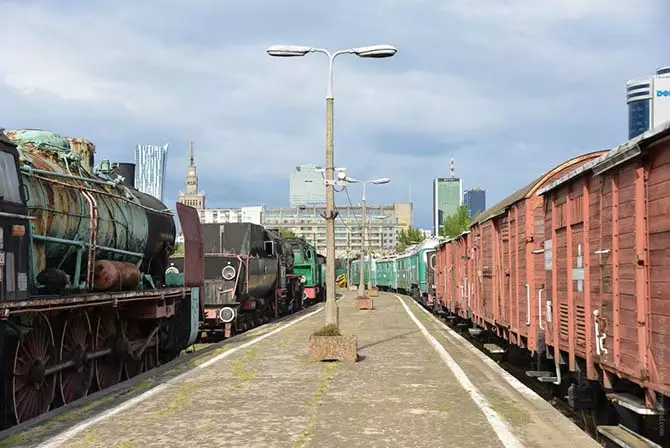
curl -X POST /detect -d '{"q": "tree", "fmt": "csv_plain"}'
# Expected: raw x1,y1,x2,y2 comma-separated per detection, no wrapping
440,205,471,238
278,227,304,241
173,243,184,256
395,226,425,253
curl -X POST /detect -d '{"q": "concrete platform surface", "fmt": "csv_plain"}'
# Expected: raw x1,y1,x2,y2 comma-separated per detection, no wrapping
30,292,599,448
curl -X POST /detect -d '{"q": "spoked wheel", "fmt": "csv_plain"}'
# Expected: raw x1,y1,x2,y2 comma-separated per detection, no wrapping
10,313,57,424
123,321,160,379
59,311,94,404
123,320,143,379
95,313,123,391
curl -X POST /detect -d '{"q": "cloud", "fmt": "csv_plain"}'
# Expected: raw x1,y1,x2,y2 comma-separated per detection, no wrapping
0,0,667,229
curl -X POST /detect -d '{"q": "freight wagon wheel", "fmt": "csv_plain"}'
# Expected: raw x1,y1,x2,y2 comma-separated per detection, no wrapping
10,313,57,424
94,314,123,390
59,311,94,404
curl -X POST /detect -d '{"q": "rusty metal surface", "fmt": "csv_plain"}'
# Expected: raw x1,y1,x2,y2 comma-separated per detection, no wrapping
5,129,175,289
93,260,141,291
0,286,188,312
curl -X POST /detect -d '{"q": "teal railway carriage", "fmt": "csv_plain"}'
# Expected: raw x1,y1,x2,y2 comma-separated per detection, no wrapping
375,257,397,290
285,238,325,302
351,237,443,305
349,257,377,288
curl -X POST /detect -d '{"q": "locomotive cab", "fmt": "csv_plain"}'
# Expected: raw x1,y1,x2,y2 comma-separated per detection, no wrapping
0,130,31,301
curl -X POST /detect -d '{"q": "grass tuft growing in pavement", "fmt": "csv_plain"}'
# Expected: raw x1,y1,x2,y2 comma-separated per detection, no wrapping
312,324,341,337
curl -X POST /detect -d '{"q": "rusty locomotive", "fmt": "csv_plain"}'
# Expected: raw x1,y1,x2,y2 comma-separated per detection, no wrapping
0,129,203,429
432,123,670,446
169,223,318,339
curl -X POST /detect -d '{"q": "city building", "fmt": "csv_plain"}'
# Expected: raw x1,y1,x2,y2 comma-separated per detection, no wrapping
464,188,486,218
263,202,413,258
418,228,432,238
432,159,462,236
198,206,263,225
289,163,326,206
135,143,168,201
177,140,205,210
627,66,670,139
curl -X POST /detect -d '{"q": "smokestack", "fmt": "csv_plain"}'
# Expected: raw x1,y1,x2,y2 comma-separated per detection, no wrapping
111,162,136,188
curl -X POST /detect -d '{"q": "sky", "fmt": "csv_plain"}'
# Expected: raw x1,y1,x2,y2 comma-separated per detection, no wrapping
1,0,668,230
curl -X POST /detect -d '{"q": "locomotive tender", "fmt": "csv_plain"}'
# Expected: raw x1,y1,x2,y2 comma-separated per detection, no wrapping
0,129,203,429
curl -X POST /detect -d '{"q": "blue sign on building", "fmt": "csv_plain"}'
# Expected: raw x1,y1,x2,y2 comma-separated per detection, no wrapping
657,90,670,97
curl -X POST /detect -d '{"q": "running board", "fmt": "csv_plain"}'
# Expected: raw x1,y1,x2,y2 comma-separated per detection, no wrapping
597,425,663,448
606,393,661,416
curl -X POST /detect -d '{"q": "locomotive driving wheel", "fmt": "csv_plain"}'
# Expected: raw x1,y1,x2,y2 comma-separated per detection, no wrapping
94,313,124,390
59,310,94,404
123,320,160,379
10,313,57,424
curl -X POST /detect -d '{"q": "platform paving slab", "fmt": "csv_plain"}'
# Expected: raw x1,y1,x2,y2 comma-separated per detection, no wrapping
35,291,598,448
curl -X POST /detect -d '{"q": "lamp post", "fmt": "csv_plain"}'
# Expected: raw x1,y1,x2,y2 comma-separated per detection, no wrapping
342,176,391,297
267,44,397,327
367,215,388,289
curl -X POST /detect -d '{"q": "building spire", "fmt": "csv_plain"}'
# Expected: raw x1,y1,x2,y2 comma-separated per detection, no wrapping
189,140,194,165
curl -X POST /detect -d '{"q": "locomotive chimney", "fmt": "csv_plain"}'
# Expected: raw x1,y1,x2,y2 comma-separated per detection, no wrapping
111,162,136,188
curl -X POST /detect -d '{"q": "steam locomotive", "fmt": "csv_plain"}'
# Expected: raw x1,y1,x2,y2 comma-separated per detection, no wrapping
0,129,202,429
169,223,326,339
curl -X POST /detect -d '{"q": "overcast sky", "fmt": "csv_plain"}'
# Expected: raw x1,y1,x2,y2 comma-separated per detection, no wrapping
1,0,668,229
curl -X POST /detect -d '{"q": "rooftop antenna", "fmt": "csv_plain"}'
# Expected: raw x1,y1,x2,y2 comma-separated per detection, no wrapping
450,158,455,178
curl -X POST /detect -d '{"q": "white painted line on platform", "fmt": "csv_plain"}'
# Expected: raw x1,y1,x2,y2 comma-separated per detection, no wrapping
396,295,523,448
38,298,338,448
408,298,542,402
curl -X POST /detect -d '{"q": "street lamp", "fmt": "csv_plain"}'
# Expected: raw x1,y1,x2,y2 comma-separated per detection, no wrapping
268,44,397,327
366,215,387,290
343,176,391,297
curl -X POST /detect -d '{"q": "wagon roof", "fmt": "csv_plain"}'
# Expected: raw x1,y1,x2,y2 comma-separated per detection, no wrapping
470,150,606,225
537,121,670,195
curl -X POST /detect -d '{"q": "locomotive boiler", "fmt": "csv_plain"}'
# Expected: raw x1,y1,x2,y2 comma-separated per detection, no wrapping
5,129,175,293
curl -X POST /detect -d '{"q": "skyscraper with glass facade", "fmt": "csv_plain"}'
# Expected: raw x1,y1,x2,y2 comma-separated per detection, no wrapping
432,177,462,236
464,188,486,218
135,143,168,201
627,66,670,139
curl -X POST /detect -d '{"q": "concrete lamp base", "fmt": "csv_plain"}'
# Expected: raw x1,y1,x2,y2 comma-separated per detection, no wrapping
308,335,358,362
368,288,379,297
355,297,374,310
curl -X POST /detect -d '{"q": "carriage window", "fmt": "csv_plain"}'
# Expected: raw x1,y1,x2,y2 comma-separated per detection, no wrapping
0,152,22,203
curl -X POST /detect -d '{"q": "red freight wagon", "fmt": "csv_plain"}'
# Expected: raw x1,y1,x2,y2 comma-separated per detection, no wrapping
466,151,606,352
435,232,471,319
537,122,670,419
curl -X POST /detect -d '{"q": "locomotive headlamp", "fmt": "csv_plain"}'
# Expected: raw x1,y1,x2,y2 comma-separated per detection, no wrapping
218,307,236,323
222,265,236,280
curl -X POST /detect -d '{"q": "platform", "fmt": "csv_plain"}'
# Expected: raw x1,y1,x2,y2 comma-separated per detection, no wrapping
11,291,599,448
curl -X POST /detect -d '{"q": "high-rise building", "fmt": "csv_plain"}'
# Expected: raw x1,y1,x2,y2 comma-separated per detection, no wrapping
464,188,486,218
289,163,326,206
135,143,168,201
432,159,462,236
177,140,205,210
626,66,670,139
